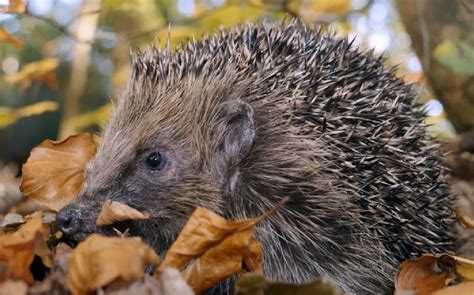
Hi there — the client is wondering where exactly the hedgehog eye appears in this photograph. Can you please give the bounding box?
[145,152,166,170]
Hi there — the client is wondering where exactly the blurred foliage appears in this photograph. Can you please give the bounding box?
[0,0,467,162]
[434,41,474,76]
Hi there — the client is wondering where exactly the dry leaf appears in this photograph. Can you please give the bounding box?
[20,133,97,212]
[235,273,342,295]
[5,58,60,89]
[0,0,26,14]
[67,234,160,295]
[449,255,474,281]
[431,282,474,295]
[0,280,28,295]
[0,28,23,48]
[96,199,151,226]
[394,255,456,295]
[0,212,43,284]
[156,201,284,294]
[105,270,193,295]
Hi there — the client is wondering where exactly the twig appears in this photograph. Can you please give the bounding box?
[24,8,101,44]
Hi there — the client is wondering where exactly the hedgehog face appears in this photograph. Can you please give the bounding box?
[56,69,257,252]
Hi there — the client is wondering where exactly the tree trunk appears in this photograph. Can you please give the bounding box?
[396,0,474,133]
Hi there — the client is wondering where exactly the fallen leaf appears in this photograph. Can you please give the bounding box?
[0,280,28,295]
[157,199,286,294]
[394,255,456,295]
[0,28,23,48]
[0,212,43,284]
[159,268,194,295]
[105,270,193,295]
[450,255,474,281]
[1,212,57,229]
[235,272,342,295]
[67,234,160,295]
[96,199,151,226]
[0,0,26,14]
[20,133,97,212]
[431,282,474,295]
[5,58,60,89]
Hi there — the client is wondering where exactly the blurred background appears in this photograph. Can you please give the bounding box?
[0,0,473,211]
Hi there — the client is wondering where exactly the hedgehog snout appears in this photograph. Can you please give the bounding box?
[57,204,82,236]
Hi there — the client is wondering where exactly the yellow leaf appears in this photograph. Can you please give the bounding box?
[0,0,26,14]
[62,104,112,132]
[311,0,351,14]
[0,28,23,48]
[0,101,59,129]
[16,101,59,118]
[451,255,474,281]
[5,58,60,89]
[67,234,160,295]
[96,199,151,226]
[20,133,97,212]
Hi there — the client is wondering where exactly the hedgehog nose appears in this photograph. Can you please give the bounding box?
[56,205,81,236]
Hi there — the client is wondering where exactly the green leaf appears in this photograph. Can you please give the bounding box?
[433,40,474,76]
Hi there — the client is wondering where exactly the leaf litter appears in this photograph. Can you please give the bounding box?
[3,132,471,294]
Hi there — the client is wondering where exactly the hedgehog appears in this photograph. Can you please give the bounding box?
[56,21,457,294]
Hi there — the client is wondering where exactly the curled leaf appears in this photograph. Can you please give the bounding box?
[20,133,97,212]
[0,212,44,284]
[395,255,456,295]
[156,201,284,294]
[67,234,160,295]
[96,199,151,226]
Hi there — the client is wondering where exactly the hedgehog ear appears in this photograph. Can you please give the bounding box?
[214,99,255,192]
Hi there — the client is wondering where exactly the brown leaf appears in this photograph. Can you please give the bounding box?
[0,212,43,284]
[235,273,342,295]
[20,133,97,212]
[431,282,474,295]
[0,0,26,14]
[106,269,193,295]
[0,28,23,48]
[67,234,160,295]
[394,255,457,295]
[5,58,59,89]
[0,280,28,295]
[156,204,278,294]
[96,199,151,226]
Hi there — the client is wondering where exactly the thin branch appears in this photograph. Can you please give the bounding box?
[23,8,101,45]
